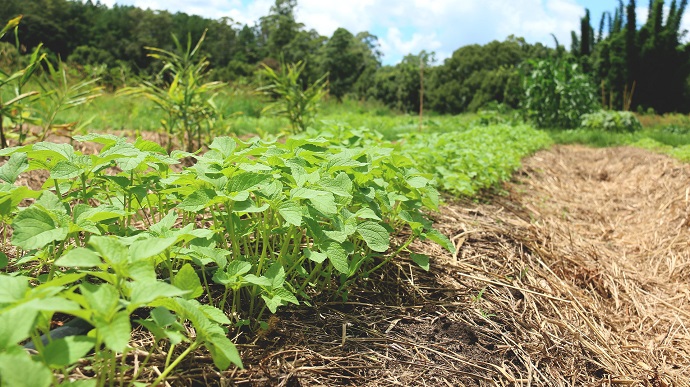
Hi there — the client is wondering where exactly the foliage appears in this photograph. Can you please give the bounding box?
[400,124,552,196]
[259,60,328,133]
[120,30,222,152]
[521,58,598,129]
[580,110,642,132]
[0,16,44,148]
[0,124,453,383]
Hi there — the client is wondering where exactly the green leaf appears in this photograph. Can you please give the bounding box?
[129,236,177,261]
[56,248,102,268]
[273,287,299,305]
[50,160,82,180]
[178,188,215,212]
[129,281,188,308]
[89,236,128,265]
[173,264,204,299]
[0,275,28,303]
[209,137,236,159]
[304,248,327,264]
[424,229,454,253]
[226,173,271,193]
[0,252,7,270]
[11,207,69,250]
[42,335,96,368]
[410,253,430,271]
[0,304,38,349]
[243,274,272,287]
[98,311,131,353]
[0,350,53,387]
[0,152,28,183]
[324,241,349,275]
[356,221,390,252]
[264,262,285,289]
[278,202,302,226]
[80,283,119,317]
[205,333,243,369]
[198,304,232,325]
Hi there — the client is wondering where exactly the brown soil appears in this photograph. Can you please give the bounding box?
[218,145,690,386]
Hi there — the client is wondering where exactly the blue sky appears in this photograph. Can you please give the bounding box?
[99,1,684,65]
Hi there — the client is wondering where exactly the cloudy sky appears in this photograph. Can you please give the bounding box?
[98,0,687,65]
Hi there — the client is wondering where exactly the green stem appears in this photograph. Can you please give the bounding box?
[152,340,200,386]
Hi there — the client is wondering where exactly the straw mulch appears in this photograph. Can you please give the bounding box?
[206,144,689,387]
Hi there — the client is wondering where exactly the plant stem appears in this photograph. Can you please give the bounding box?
[152,340,200,386]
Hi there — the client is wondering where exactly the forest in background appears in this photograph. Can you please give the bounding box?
[1,0,689,115]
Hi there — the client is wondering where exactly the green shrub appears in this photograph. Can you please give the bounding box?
[580,110,642,132]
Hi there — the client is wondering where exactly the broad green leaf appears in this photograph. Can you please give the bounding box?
[151,306,177,327]
[323,241,349,275]
[424,229,454,253]
[178,188,215,212]
[356,221,390,252]
[226,173,271,193]
[0,252,7,270]
[32,142,75,162]
[56,248,102,268]
[273,287,299,306]
[0,350,53,387]
[243,274,272,287]
[50,160,82,180]
[209,137,236,159]
[261,294,282,313]
[36,191,67,214]
[89,236,128,265]
[80,283,119,317]
[172,264,203,299]
[97,311,131,353]
[355,207,381,220]
[264,262,285,289]
[226,260,252,277]
[42,335,96,368]
[129,281,188,308]
[12,207,69,250]
[0,275,28,303]
[205,333,243,369]
[129,236,177,261]
[278,202,302,226]
[0,152,28,183]
[304,248,327,264]
[198,304,232,325]
[410,253,430,271]
[0,304,39,349]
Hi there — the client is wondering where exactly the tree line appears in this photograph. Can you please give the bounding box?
[1,0,689,114]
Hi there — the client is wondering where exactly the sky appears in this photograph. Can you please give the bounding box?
[97,0,688,65]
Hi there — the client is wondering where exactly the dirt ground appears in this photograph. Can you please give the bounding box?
[216,145,690,386]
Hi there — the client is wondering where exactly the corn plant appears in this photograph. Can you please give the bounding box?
[121,30,222,152]
[259,60,328,134]
[31,60,103,143]
[0,16,45,148]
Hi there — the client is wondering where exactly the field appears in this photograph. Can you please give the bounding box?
[1,84,690,386]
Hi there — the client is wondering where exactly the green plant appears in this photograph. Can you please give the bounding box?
[121,30,222,152]
[580,110,642,132]
[521,58,597,129]
[0,16,45,148]
[259,60,328,134]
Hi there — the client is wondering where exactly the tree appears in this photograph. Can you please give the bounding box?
[321,28,363,101]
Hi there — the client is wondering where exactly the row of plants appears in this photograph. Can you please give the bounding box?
[400,124,553,196]
[0,125,453,385]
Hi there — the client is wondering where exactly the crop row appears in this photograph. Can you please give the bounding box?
[0,123,549,385]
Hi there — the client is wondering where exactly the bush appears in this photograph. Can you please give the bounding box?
[580,110,642,132]
[521,58,597,129]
